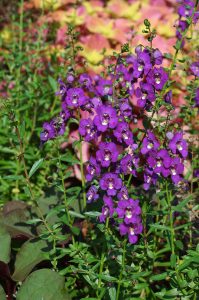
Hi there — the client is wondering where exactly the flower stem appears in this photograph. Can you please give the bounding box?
[79,137,87,209]
[56,143,75,244]
[116,239,127,300]
[97,217,109,298]
[165,181,175,255]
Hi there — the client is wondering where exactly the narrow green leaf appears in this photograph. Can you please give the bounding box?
[28,158,44,178]
[150,272,168,281]
[48,75,57,92]
[69,211,85,219]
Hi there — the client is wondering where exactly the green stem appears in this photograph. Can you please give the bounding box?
[165,181,175,255]
[19,0,24,52]
[57,146,75,244]
[97,217,109,298]
[116,239,127,300]
[79,137,86,209]
[12,118,58,268]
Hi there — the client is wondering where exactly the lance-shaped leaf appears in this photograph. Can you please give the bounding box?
[0,226,11,264]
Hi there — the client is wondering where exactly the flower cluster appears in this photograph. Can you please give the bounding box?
[176,0,199,48]
[142,131,188,190]
[40,14,190,243]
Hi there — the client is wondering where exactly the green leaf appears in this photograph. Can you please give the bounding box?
[150,272,168,281]
[71,226,80,236]
[12,239,50,282]
[84,211,101,218]
[48,75,57,92]
[175,240,184,250]
[0,285,6,300]
[68,210,85,219]
[170,254,177,268]
[28,158,44,178]
[150,224,172,231]
[108,287,116,300]
[0,226,11,263]
[61,153,80,164]
[16,269,71,300]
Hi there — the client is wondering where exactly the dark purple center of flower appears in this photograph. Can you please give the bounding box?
[103,206,109,216]
[156,158,162,167]
[108,178,114,189]
[104,149,111,161]
[171,168,177,176]
[129,226,135,235]
[147,141,153,149]
[103,85,110,94]
[88,190,95,201]
[127,161,132,171]
[102,113,110,125]
[125,208,132,219]
[90,165,96,175]
[122,129,129,140]
[138,64,144,72]
[142,92,147,100]
[72,93,78,104]
[177,142,183,151]
[154,73,161,84]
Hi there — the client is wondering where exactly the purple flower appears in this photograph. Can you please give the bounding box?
[99,196,114,222]
[87,186,99,203]
[135,82,156,108]
[194,88,199,107]
[65,87,86,107]
[79,73,92,88]
[169,157,184,184]
[114,122,133,145]
[116,198,141,224]
[96,142,119,168]
[40,122,55,141]
[56,78,68,98]
[94,105,118,132]
[60,102,71,121]
[141,131,160,155]
[91,97,102,109]
[168,132,188,158]
[117,186,129,201]
[143,167,158,190]
[147,149,171,177]
[164,90,172,104]
[86,157,101,181]
[147,67,168,91]
[120,154,137,176]
[66,73,75,84]
[100,173,122,196]
[79,118,97,141]
[190,62,199,77]
[119,219,143,244]
[178,0,194,18]
[133,51,152,78]
[176,20,189,40]
[50,118,65,136]
[119,101,132,118]
[96,78,113,96]
[152,49,163,65]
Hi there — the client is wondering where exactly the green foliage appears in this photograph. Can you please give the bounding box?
[16,269,71,300]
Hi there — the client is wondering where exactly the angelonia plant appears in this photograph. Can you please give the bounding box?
[36,0,199,298]
[40,9,198,244]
